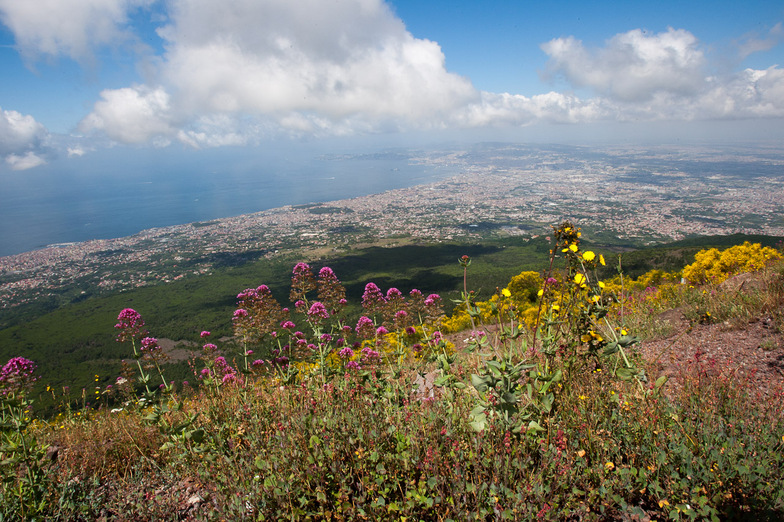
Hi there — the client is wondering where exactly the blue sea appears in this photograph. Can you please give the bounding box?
[0,145,457,257]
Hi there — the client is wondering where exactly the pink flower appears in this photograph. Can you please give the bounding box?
[318,266,336,279]
[346,361,361,370]
[338,347,354,359]
[424,294,441,306]
[200,331,211,338]
[376,326,388,336]
[233,308,248,319]
[140,337,159,352]
[307,301,329,321]
[293,262,312,277]
[280,320,296,329]
[361,347,381,361]
[0,357,37,392]
[115,308,146,342]
[361,282,386,311]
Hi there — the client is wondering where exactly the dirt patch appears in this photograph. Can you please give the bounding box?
[637,314,784,399]
[157,338,198,363]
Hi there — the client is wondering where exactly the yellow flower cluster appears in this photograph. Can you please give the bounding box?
[682,241,780,284]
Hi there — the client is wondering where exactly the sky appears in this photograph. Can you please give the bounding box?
[1,0,783,173]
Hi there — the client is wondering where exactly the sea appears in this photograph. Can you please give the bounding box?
[0,146,458,258]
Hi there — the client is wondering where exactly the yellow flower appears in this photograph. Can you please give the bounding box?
[658,499,670,508]
[598,281,605,289]
[620,329,628,336]
[583,251,596,261]
[551,304,560,311]
[574,273,586,285]
[577,449,586,457]
[599,254,606,266]
[605,462,615,470]
[501,288,511,298]
[537,289,544,297]
[569,244,579,253]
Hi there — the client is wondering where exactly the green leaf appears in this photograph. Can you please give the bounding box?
[615,367,635,381]
[471,374,491,392]
[603,342,619,355]
[541,393,554,413]
[527,420,545,434]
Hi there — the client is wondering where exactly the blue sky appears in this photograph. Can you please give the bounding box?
[1,0,783,172]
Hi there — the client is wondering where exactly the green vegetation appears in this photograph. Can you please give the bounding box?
[2,226,783,520]
[1,234,782,412]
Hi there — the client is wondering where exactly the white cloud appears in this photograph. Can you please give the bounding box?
[65,3,783,145]
[453,91,611,128]
[80,85,174,143]
[81,0,477,145]
[5,151,47,170]
[541,28,706,102]
[0,108,49,170]
[0,0,153,62]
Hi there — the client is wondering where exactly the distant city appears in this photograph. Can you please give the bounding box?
[2,143,783,311]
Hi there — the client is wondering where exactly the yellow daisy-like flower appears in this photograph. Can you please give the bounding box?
[569,244,579,253]
[574,273,586,285]
[599,254,606,266]
[582,251,596,261]
[501,288,511,297]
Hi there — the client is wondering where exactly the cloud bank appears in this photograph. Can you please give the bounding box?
[1,0,783,150]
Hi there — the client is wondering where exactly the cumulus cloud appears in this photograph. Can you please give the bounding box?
[0,0,153,62]
[0,108,49,170]
[536,27,784,123]
[541,28,706,102]
[80,85,175,143]
[79,0,478,145]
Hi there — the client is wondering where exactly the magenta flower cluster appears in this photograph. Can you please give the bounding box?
[115,308,146,342]
[0,356,37,393]
[307,301,329,321]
